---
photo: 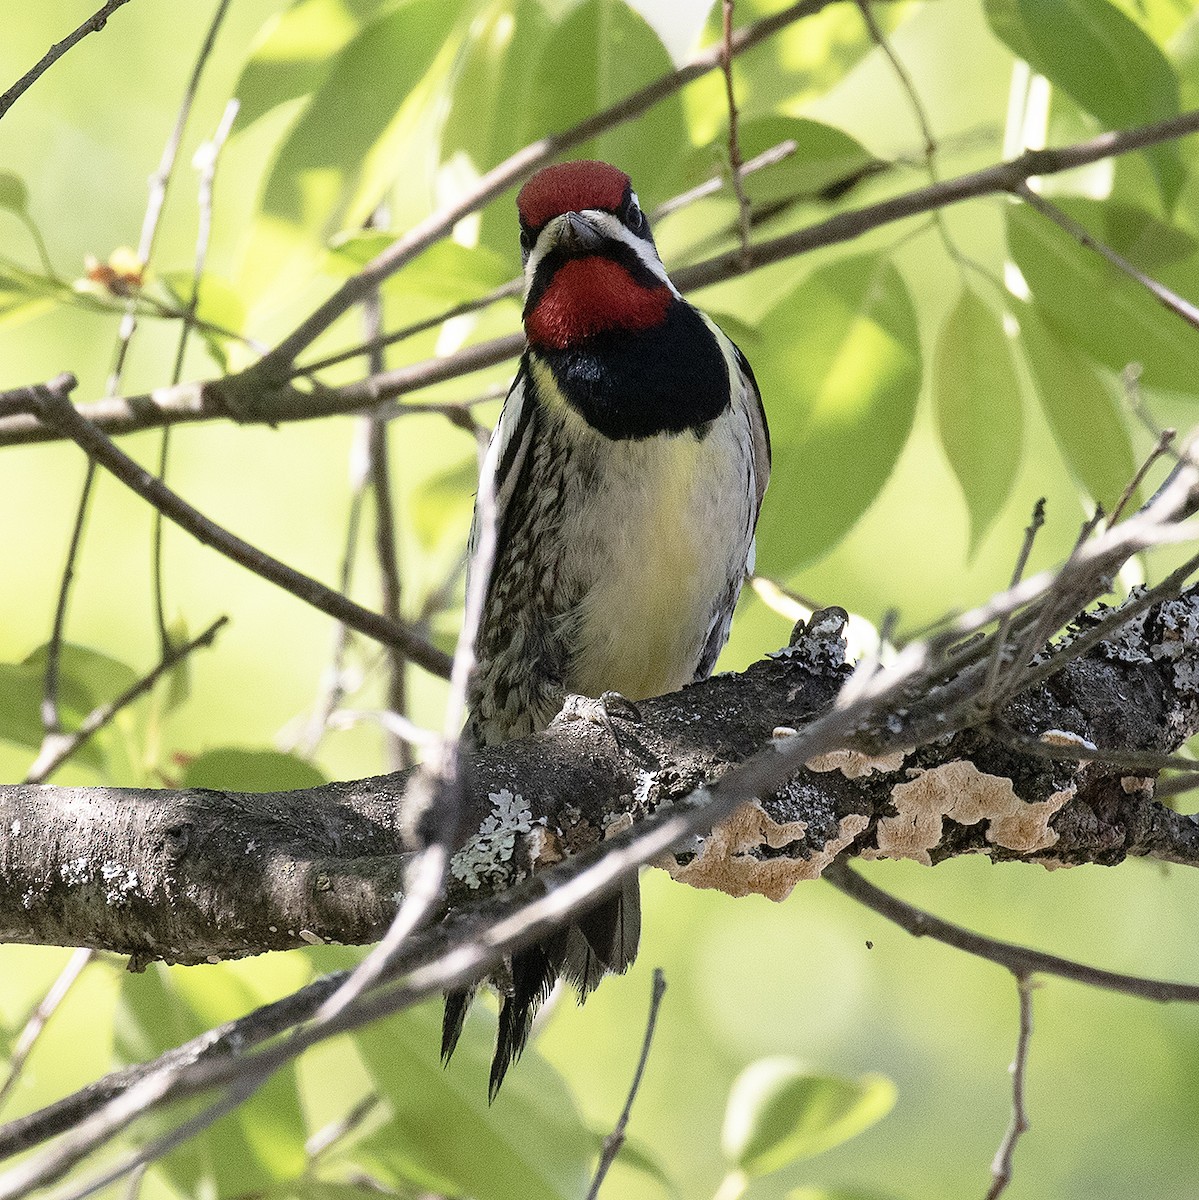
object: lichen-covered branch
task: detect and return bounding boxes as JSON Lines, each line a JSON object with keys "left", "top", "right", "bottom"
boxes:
{"left": 3, "top": 583, "right": 1199, "bottom": 966}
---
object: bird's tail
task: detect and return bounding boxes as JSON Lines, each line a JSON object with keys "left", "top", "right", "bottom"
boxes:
{"left": 440, "top": 873, "right": 642, "bottom": 1099}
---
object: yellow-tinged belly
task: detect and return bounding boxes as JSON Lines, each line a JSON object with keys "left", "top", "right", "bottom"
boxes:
{"left": 529, "top": 358, "right": 753, "bottom": 701}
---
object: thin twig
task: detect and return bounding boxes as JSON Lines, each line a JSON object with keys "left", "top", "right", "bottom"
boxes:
{"left": 823, "top": 862, "right": 1199, "bottom": 1002}
{"left": 362, "top": 215, "right": 412, "bottom": 771}
{"left": 255, "top": 0, "right": 857, "bottom": 378}
{"left": 982, "top": 498, "right": 1045, "bottom": 708}
{"left": 1016, "top": 182, "right": 1199, "bottom": 334}
{"left": 985, "top": 974, "right": 1034, "bottom": 1200}
{"left": 24, "top": 616, "right": 230, "bottom": 784}
{"left": 4, "top": 375, "right": 1199, "bottom": 1191}
{"left": 855, "top": 0, "right": 966, "bottom": 268}
{"left": 1108, "top": 427, "right": 1176, "bottom": 529}
{"left": 0, "top": 950, "right": 93, "bottom": 1116}
{"left": 18, "top": 376, "right": 452, "bottom": 679}
{"left": 106, "top": 0, "right": 231, "bottom": 397}
{"left": 985, "top": 722, "right": 1199, "bottom": 776}
{"left": 303, "top": 136, "right": 805, "bottom": 383}
{"left": 304, "top": 1093, "right": 382, "bottom": 1162}
{"left": 297, "top": 456, "right": 369, "bottom": 756}
{"left": 653, "top": 137, "right": 800, "bottom": 220}
{"left": 11, "top": 106, "right": 1199, "bottom": 449}
{"left": 312, "top": 418, "right": 498, "bottom": 1025}
{"left": 153, "top": 96, "right": 240, "bottom": 655}
{"left": 0, "top": 0, "right": 136, "bottom": 121}
{"left": 720, "top": 0, "right": 753, "bottom": 265}
{"left": 586, "top": 969, "right": 667, "bottom": 1200}
{"left": 295, "top": 279, "right": 523, "bottom": 379}
{"left": 40, "top": 460, "right": 97, "bottom": 737}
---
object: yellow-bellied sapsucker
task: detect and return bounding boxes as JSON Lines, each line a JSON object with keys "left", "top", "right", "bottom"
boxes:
{"left": 444, "top": 160, "right": 771, "bottom": 1097}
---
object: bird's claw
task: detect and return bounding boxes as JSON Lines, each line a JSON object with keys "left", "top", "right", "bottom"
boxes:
{"left": 554, "top": 691, "right": 641, "bottom": 744}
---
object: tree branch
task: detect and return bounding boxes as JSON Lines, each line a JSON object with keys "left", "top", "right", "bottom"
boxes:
{"left": 7, "top": 106, "right": 1199, "bottom": 448}
{"left": 15, "top": 374, "right": 452, "bottom": 678}
{"left": 0, "top": 0, "right": 137, "bottom": 121}
{"left": 4, "top": 575, "right": 1199, "bottom": 963}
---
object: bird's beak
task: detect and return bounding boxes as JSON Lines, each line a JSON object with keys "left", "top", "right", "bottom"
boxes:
{"left": 550, "top": 211, "right": 604, "bottom": 253}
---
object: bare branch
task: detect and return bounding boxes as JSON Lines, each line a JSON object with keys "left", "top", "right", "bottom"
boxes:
{"left": 16, "top": 375, "right": 452, "bottom": 679}
{"left": 985, "top": 974, "right": 1034, "bottom": 1200}
{"left": 10, "top": 106, "right": 1199, "bottom": 450}
{"left": 586, "top": 969, "right": 667, "bottom": 1200}
{"left": 0, "top": 0, "right": 137, "bottom": 121}
{"left": 719, "top": 0, "right": 753, "bottom": 265}
{"left": 253, "top": 0, "right": 856, "bottom": 377}
{"left": 823, "top": 863, "right": 1199, "bottom": 1003}
{"left": 1016, "top": 182, "right": 1199, "bottom": 334}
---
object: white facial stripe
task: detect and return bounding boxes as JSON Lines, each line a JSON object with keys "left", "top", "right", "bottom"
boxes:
{"left": 522, "top": 209, "right": 678, "bottom": 300}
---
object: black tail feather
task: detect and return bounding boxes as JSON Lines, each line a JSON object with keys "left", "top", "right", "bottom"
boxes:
{"left": 445, "top": 876, "right": 643, "bottom": 1097}
{"left": 489, "top": 931, "right": 569, "bottom": 1100}
{"left": 441, "top": 986, "right": 475, "bottom": 1064}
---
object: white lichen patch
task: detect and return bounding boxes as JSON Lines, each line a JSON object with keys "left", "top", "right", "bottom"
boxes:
{"left": 665, "top": 803, "right": 868, "bottom": 901}
{"left": 60, "top": 857, "right": 92, "bottom": 887}
{"left": 101, "top": 861, "right": 139, "bottom": 906}
{"left": 862, "top": 761, "right": 1072, "bottom": 866}
{"left": 450, "top": 788, "right": 533, "bottom": 890}
{"left": 1152, "top": 598, "right": 1199, "bottom": 694}
{"left": 806, "top": 747, "right": 908, "bottom": 779}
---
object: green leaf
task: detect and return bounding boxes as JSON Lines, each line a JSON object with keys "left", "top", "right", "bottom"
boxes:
{"left": 233, "top": 0, "right": 400, "bottom": 131}
{"left": 116, "top": 966, "right": 307, "bottom": 1196}
{"left": 1017, "top": 305, "right": 1138, "bottom": 510}
{"left": 411, "top": 456, "right": 477, "bottom": 550}
{"left": 442, "top": 0, "right": 556, "bottom": 174}
{"left": 1006, "top": 201, "right": 1199, "bottom": 395}
{"left": 0, "top": 660, "right": 60, "bottom": 758}
{"left": 518, "top": 0, "right": 690, "bottom": 206}
{"left": 260, "top": 0, "right": 458, "bottom": 234}
{"left": 180, "top": 748, "right": 327, "bottom": 791}
{"left": 933, "top": 287, "right": 1024, "bottom": 554}
{"left": 693, "top": 117, "right": 881, "bottom": 212}
{"left": 0, "top": 172, "right": 29, "bottom": 214}
{"left": 354, "top": 1000, "right": 593, "bottom": 1200}
{"left": 721, "top": 1059, "right": 897, "bottom": 1177}
{"left": 984, "top": 0, "right": 1183, "bottom": 207}
{"left": 0, "top": 644, "right": 143, "bottom": 768}
{"left": 751, "top": 254, "right": 922, "bottom": 574}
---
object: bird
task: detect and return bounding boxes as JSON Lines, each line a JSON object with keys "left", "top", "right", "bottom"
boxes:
{"left": 444, "top": 159, "right": 770, "bottom": 1098}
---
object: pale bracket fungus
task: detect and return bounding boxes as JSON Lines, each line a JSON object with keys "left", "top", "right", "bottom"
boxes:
{"left": 806, "top": 747, "right": 909, "bottom": 779}
{"left": 665, "top": 801, "right": 869, "bottom": 901}
{"left": 862, "top": 760, "right": 1073, "bottom": 867}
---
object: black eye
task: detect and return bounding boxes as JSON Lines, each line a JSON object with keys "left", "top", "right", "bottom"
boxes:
{"left": 623, "top": 192, "right": 647, "bottom": 234}
{"left": 519, "top": 227, "right": 533, "bottom": 253}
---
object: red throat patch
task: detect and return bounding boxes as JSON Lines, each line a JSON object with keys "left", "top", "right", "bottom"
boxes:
{"left": 525, "top": 257, "right": 672, "bottom": 350}
{"left": 517, "top": 161, "right": 631, "bottom": 230}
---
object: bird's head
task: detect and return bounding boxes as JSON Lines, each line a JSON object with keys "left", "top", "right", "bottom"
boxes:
{"left": 515, "top": 160, "right": 677, "bottom": 351}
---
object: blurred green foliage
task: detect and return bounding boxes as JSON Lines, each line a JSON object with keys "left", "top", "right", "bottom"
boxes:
{"left": 3, "top": 0, "right": 1199, "bottom": 1197}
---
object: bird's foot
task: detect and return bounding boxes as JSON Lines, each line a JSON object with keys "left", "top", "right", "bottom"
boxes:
{"left": 554, "top": 691, "right": 642, "bottom": 746}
